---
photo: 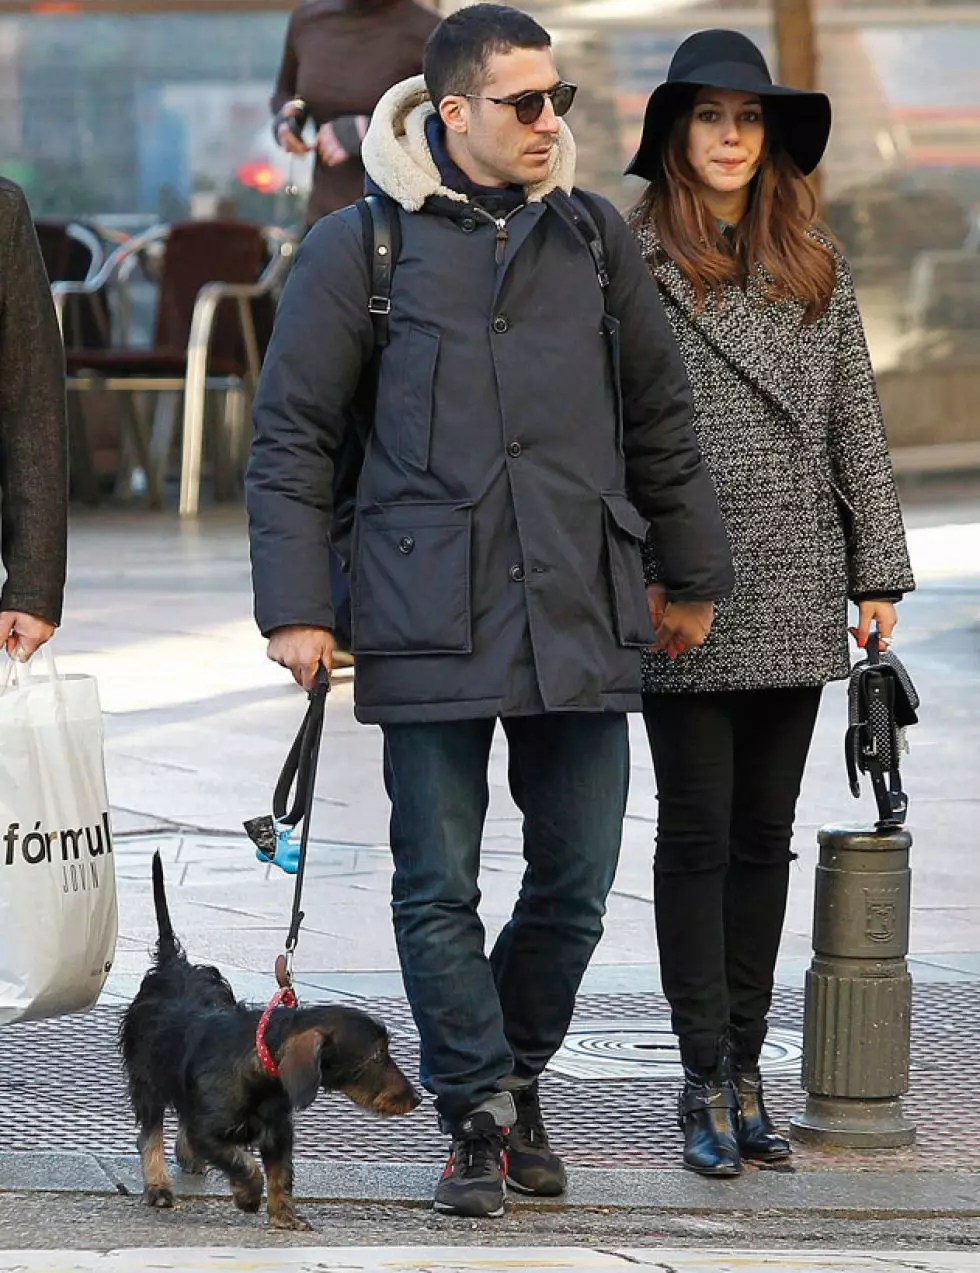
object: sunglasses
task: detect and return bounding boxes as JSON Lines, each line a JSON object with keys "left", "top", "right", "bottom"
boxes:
{"left": 463, "top": 81, "right": 577, "bottom": 126}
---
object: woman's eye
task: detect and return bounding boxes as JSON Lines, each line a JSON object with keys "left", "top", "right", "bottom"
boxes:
{"left": 697, "top": 110, "right": 718, "bottom": 122}
{"left": 741, "top": 111, "right": 762, "bottom": 123}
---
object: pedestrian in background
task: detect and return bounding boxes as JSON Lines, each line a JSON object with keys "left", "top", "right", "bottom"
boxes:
{"left": 271, "top": 0, "right": 440, "bottom": 230}
{"left": 626, "top": 30, "right": 915, "bottom": 1177}
{"left": 0, "top": 178, "right": 68, "bottom": 661}
{"left": 249, "top": 4, "right": 733, "bottom": 1219}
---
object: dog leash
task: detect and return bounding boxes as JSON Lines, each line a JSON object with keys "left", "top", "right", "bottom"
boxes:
{"left": 245, "top": 666, "right": 330, "bottom": 1074}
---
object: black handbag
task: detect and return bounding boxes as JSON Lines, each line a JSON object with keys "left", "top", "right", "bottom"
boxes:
{"left": 845, "top": 631, "right": 920, "bottom": 829}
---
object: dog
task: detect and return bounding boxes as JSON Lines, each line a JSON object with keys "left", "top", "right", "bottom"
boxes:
{"left": 119, "top": 852, "right": 420, "bottom": 1231}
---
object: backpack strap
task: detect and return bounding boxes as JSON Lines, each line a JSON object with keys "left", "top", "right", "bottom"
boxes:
{"left": 548, "top": 188, "right": 611, "bottom": 296}
{"left": 356, "top": 193, "right": 401, "bottom": 349}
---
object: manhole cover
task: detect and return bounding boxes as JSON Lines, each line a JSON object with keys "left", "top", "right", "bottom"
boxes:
{"left": 547, "top": 1017, "right": 804, "bottom": 1080}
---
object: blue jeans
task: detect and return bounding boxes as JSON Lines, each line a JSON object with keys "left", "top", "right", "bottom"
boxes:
{"left": 382, "top": 713, "right": 629, "bottom": 1127}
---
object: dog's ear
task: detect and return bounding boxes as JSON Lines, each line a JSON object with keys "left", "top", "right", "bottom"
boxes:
{"left": 277, "top": 1028, "right": 330, "bottom": 1109}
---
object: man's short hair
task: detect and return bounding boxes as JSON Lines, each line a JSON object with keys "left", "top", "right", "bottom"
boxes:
{"left": 424, "top": 4, "right": 552, "bottom": 106}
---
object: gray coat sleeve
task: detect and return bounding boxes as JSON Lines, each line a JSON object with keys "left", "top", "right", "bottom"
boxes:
{"left": 827, "top": 254, "right": 915, "bottom": 600}
{"left": 246, "top": 211, "right": 374, "bottom": 637}
{"left": 0, "top": 183, "right": 68, "bottom": 626}
{"left": 593, "top": 197, "right": 734, "bottom": 604}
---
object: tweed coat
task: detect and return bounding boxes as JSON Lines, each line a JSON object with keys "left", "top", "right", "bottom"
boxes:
{"left": 0, "top": 178, "right": 67, "bottom": 626}
{"left": 629, "top": 212, "right": 915, "bottom": 694}
{"left": 247, "top": 79, "right": 734, "bottom": 724}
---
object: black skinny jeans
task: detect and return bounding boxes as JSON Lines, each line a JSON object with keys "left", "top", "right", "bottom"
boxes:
{"left": 642, "top": 686, "right": 823, "bottom": 1073}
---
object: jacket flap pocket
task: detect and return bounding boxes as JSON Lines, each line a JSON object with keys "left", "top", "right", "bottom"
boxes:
{"left": 399, "top": 324, "right": 440, "bottom": 471}
{"left": 601, "top": 491, "right": 649, "bottom": 542}
{"left": 352, "top": 501, "right": 473, "bottom": 656}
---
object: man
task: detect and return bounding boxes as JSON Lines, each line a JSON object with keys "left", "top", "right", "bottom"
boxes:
{"left": 247, "top": 3, "right": 733, "bottom": 1219}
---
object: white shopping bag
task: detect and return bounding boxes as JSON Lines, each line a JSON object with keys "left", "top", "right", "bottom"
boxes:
{"left": 0, "top": 645, "right": 117, "bottom": 1024}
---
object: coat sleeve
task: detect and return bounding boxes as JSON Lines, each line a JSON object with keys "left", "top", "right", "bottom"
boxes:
{"left": 270, "top": 11, "right": 301, "bottom": 117}
{"left": 827, "top": 253, "right": 915, "bottom": 600}
{"left": 594, "top": 197, "right": 734, "bottom": 604}
{"left": 246, "top": 211, "right": 373, "bottom": 637}
{"left": 0, "top": 184, "right": 67, "bottom": 626}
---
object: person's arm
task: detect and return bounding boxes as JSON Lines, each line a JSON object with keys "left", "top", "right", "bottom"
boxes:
{"left": 270, "top": 14, "right": 309, "bottom": 154}
{"left": 827, "top": 251, "right": 915, "bottom": 605}
{"left": 0, "top": 184, "right": 67, "bottom": 645}
{"left": 592, "top": 197, "right": 734, "bottom": 606}
{"left": 246, "top": 210, "right": 373, "bottom": 646}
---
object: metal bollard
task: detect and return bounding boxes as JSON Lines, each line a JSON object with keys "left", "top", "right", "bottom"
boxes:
{"left": 790, "top": 823, "right": 916, "bottom": 1148}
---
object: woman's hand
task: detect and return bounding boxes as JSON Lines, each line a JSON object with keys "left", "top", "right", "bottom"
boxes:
{"left": 850, "top": 600, "right": 897, "bottom": 651}
{"left": 0, "top": 611, "right": 56, "bottom": 661}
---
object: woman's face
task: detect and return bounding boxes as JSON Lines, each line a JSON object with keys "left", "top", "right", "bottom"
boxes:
{"left": 685, "top": 87, "right": 765, "bottom": 198}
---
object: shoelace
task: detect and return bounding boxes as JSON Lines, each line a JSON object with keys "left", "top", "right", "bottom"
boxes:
{"left": 514, "top": 1090, "right": 548, "bottom": 1148}
{"left": 454, "top": 1127, "right": 504, "bottom": 1176}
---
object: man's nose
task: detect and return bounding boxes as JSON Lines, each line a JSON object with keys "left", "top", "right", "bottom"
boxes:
{"left": 534, "top": 98, "right": 561, "bottom": 135}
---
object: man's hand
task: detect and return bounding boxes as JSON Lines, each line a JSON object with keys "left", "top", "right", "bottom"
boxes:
{"left": 646, "top": 583, "right": 667, "bottom": 631}
{"left": 267, "top": 625, "right": 335, "bottom": 690}
{"left": 653, "top": 600, "right": 714, "bottom": 660}
{"left": 850, "top": 601, "right": 897, "bottom": 651}
{"left": 0, "top": 611, "right": 56, "bottom": 661}
{"left": 276, "top": 121, "right": 309, "bottom": 157}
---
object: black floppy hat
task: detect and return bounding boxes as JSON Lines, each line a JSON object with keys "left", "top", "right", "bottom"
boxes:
{"left": 625, "top": 29, "right": 831, "bottom": 180}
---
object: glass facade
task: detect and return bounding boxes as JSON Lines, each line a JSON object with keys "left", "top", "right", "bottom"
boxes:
{"left": 0, "top": 0, "right": 976, "bottom": 451}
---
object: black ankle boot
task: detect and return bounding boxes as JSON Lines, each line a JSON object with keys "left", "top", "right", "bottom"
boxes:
{"left": 678, "top": 1065, "right": 742, "bottom": 1177}
{"left": 733, "top": 1068, "right": 791, "bottom": 1163}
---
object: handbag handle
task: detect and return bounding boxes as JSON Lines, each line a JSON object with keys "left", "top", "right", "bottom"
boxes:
{"left": 0, "top": 642, "right": 59, "bottom": 695}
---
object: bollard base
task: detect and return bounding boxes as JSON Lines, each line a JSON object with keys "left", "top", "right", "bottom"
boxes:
{"left": 790, "top": 1094, "right": 916, "bottom": 1148}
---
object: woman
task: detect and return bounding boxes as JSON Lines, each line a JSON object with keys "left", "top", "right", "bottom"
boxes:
{"left": 271, "top": 0, "right": 439, "bottom": 230}
{"left": 0, "top": 178, "right": 67, "bottom": 662}
{"left": 626, "top": 30, "right": 915, "bottom": 1176}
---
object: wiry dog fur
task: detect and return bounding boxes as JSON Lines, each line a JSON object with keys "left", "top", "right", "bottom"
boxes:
{"left": 119, "top": 852, "right": 420, "bottom": 1230}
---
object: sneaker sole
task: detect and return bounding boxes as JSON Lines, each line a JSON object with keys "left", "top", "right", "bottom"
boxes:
{"left": 505, "top": 1175, "right": 566, "bottom": 1197}
{"left": 432, "top": 1200, "right": 505, "bottom": 1218}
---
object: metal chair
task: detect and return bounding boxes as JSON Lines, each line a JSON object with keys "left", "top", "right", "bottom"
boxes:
{"left": 52, "top": 219, "right": 294, "bottom": 515}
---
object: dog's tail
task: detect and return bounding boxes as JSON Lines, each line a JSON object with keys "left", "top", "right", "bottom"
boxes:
{"left": 152, "top": 850, "right": 180, "bottom": 960}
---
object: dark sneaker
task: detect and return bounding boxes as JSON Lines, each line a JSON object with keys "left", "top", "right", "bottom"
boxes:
{"left": 505, "top": 1081, "right": 567, "bottom": 1196}
{"left": 432, "top": 1111, "right": 507, "bottom": 1218}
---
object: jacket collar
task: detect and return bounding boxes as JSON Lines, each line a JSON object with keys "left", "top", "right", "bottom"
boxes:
{"left": 629, "top": 211, "right": 807, "bottom": 431}
{"left": 362, "top": 74, "right": 577, "bottom": 213}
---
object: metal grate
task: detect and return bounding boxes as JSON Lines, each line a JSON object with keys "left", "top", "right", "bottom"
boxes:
{"left": 0, "top": 985, "right": 975, "bottom": 1171}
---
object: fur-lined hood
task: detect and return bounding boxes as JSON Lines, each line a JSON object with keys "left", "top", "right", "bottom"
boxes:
{"left": 361, "top": 74, "right": 576, "bottom": 212}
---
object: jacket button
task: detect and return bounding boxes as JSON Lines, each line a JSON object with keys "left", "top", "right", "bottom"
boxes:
{"left": 509, "top": 563, "right": 525, "bottom": 583}
{"left": 398, "top": 536, "right": 415, "bottom": 555}
{"left": 460, "top": 217, "right": 476, "bottom": 232}
{"left": 492, "top": 316, "right": 509, "bottom": 334}
{"left": 507, "top": 440, "right": 522, "bottom": 457}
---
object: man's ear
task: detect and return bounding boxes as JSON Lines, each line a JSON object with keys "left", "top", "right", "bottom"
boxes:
{"left": 277, "top": 1028, "right": 330, "bottom": 1110}
{"left": 439, "top": 95, "right": 469, "bottom": 135}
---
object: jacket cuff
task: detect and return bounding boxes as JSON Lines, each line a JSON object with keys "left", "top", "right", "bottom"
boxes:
{"left": 851, "top": 592, "right": 903, "bottom": 604}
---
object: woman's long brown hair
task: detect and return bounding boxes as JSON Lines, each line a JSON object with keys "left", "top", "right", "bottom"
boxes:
{"left": 637, "top": 89, "right": 836, "bottom": 321}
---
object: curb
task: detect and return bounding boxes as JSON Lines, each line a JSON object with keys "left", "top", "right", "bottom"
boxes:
{"left": 2, "top": 1154, "right": 980, "bottom": 1217}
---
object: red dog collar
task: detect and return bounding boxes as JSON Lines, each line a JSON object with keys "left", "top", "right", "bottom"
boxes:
{"left": 256, "top": 985, "right": 298, "bottom": 1078}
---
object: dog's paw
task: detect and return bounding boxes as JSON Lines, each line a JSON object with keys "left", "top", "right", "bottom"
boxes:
{"left": 143, "top": 1184, "right": 176, "bottom": 1209}
{"left": 232, "top": 1182, "right": 263, "bottom": 1213}
{"left": 268, "top": 1207, "right": 313, "bottom": 1232}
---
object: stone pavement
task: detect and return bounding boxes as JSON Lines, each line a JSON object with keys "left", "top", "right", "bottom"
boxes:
{"left": 1, "top": 488, "right": 978, "bottom": 1222}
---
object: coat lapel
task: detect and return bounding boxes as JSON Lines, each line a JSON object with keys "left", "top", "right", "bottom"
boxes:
{"left": 650, "top": 238, "right": 808, "bottom": 433}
